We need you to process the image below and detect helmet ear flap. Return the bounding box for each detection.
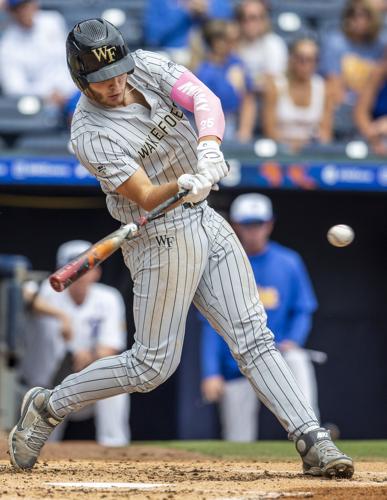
[73,55,88,91]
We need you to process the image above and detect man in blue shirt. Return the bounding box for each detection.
[201,193,319,441]
[144,0,233,66]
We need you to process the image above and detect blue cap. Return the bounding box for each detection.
[7,0,33,8]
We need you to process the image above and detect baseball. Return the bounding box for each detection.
[327,224,355,247]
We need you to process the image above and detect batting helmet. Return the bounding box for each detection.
[66,18,135,91]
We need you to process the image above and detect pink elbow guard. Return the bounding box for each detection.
[171,71,225,140]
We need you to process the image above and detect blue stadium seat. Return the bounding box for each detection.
[0,136,6,150]
[333,103,358,140]
[0,96,62,138]
[270,0,345,28]
[0,9,10,35]
[46,0,145,48]
[271,11,313,44]
[15,132,71,155]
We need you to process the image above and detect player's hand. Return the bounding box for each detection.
[177,173,212,204]
[197,140,229,188]
[201,375,225,403]
[278,340,299,353]
[59,314,73,342]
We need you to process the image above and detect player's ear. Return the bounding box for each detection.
[266,220,275,236]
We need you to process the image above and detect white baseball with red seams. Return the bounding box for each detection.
[327,224,355,247]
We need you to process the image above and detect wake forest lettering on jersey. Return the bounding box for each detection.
[138,105,184,159]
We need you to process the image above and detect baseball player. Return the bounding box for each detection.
[21,240,130,447]
[201,193,320,441]
[9,19,354,478]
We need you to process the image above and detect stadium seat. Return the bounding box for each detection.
[0,9,10,35]
[271,11,313,44]
[0,136,6,150]
[0,96,62,138]
[333,103,358,141]
[51,0,145,48]
[270,0,345,29]
[15,132,72,156]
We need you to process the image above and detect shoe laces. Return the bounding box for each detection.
[314,439,342,459]
[26,419,55,452]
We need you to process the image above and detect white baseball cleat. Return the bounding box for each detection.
[296,428,354,478]
[8,387,63,470]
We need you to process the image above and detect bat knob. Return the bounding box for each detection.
[49,275,65,292]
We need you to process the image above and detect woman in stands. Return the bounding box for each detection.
[320,0,384,106]
[354,49,387,155]
[261,38,334,153]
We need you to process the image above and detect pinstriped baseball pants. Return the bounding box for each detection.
[50,203,319,439]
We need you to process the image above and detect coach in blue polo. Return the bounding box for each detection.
[200,193,319,441]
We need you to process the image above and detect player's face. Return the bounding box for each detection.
[234,221,273,255]
[88,73,128,107]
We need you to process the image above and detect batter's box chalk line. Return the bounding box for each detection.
[45,482,168,490]
[214,493,313,500]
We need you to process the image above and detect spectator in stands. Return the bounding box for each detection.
[0,0,74,105]
[320,0,385,106]
[354,50,387,154]
[143,0,233,67]
[21,241,130,447]
[195,20,256,142]
[236,0,288,93]
[262,38,334,153]
[200,193,319,442]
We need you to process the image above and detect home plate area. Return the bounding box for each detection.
[0,442,386,499]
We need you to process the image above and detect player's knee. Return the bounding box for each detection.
[126,351,180,393]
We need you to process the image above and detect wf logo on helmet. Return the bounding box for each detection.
[92,46,117,63]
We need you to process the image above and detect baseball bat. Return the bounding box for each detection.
[49,189,188,292]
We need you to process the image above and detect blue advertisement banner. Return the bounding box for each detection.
[221,159,387,191]
[0,157,97,186]
[1,156,387,191]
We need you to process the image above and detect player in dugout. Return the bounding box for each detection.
[9,18,354,479]
[200,193,320,441]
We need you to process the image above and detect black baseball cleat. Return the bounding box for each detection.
[296,428,354,478]
[8,387,63,470]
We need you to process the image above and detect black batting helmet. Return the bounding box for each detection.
[66,18,135,91]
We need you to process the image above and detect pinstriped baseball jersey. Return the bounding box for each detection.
[50,50,320,441]
[71,50,198,223]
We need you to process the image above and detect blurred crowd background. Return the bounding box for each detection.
[1,0,387,153]
[0,0,386,444]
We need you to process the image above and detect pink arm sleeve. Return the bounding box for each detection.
[170,71,225,140]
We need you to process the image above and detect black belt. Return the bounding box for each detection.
[154,199,204,220]
[182,199,205,209]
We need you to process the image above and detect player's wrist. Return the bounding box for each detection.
[197,140,221,153]
[198,135,221,145]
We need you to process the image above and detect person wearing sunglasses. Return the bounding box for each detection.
[262,38,334,153]
[236,0,288,93]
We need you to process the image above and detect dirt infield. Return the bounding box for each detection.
[0,440,386,500]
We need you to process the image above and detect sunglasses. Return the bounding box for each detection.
[293,53,317,64]
[240,13,267,22]
[347,8,371,18]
